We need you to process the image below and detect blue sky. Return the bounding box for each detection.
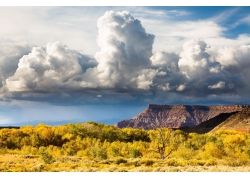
[1,5,250,125]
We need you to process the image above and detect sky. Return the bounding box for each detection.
[1,3,250,125]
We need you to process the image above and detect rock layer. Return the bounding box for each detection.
[114,104,250,129]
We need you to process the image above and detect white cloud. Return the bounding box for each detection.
[167,21,224,39]
[3,11,159,96]
[239,14,250,25]
[158,83,170,91]
[138,18,225,52]
[3,8,250,125]
[178,39,211,80]
[6,42,96,92]
[0,42,31,79]
[0,10,250,105]
[205,34,250,48]
[209,7,240,24]
[137,69,158,90]
[208,44,250,75]
[94,10,156,90]
[208,81,225,89]
[172,39,245,95]
[134,7,250,54]
[151,51,179,68]
[157,71,167,76]
[0,7,102,56]
[130,7,191,20]
[176,84,186,91]
[209,66,221,73]
[179,39,208,66]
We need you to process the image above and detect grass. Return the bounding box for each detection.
[1,153,250,172]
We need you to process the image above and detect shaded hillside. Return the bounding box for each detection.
[210,108,250,133]
[177,112,238,134]
[114,104,250,129]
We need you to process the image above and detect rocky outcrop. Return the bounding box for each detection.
[114,104,250,129]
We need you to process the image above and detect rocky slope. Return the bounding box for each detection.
[114,104,250,129]
[210,108,250,133]
[177,112,238,134]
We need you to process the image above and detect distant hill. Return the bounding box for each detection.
[114,104,250,129]
[0,118,121,127]
[0,119,83,127]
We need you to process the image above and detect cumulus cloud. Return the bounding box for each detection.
[206,45,250,97]
[6,42,97,92]
[94,10,156,90]
[150,50,186,91]
[176,39,245,95]
[0,42,31,87]
[151,51,179,72]
[178,39,211,80]
[1,10,250,105]
[2,11,158,101]
[208,45,250,75]
[148,38,246,97]
[136,69,158,90]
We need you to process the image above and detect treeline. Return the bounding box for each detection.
[0,122,150,149]
[1,122,250,166]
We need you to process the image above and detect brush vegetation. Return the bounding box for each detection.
[1,122,250,172]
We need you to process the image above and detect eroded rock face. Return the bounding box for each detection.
[114,104,250,129]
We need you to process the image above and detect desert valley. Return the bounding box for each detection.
[1,103,250,172]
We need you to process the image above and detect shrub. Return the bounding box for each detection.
[142,159,155,166]
[108,146,120,157]
[166,158,177,166]
[115,158,127,164]
[97,147,108,160]
[65,147,75,156]
[129,149,141,158]
[39,147,55,164]
[0,148,7,154]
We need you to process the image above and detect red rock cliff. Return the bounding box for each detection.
[114,104,250,129]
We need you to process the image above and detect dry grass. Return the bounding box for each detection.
[1,154,250,172]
